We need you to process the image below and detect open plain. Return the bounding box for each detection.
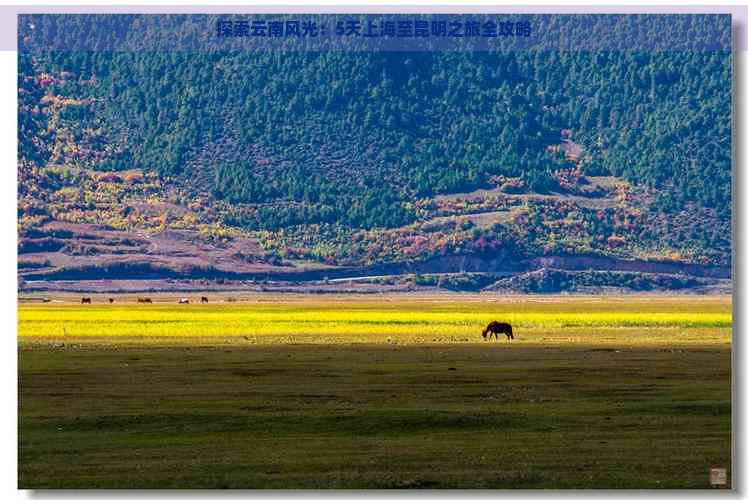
[18,295,732,488]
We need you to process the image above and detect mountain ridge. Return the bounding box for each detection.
[17,49,732,293]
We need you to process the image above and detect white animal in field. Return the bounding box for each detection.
[178,298,190,304]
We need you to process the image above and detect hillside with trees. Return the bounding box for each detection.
[17,45,732,293]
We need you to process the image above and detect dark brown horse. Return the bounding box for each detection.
[81,297,91,304]
[482,321,513,341]
[201,296,209,304]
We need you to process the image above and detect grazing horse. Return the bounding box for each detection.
[81,297,91,304]
[108,298,114,304]
[201,296,208,304]
[482,321,514,341]
[178,298,190,304]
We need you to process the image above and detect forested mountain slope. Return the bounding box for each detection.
[17,49,732,293]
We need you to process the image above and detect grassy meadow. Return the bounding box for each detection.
[18,295,732,488]
[18,295,731,345]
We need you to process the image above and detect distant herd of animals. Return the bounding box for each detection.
[82,296,209,305]
[78,296,515,341]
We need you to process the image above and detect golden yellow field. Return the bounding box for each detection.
[18,295,732,347]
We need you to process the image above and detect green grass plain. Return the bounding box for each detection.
[18,295,732,488]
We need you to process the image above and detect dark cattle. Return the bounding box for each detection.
[108,298,114,304]
[201,296,208,304]
[81,297,91,304]
[137,297,152,304]
[482,321,514,341]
